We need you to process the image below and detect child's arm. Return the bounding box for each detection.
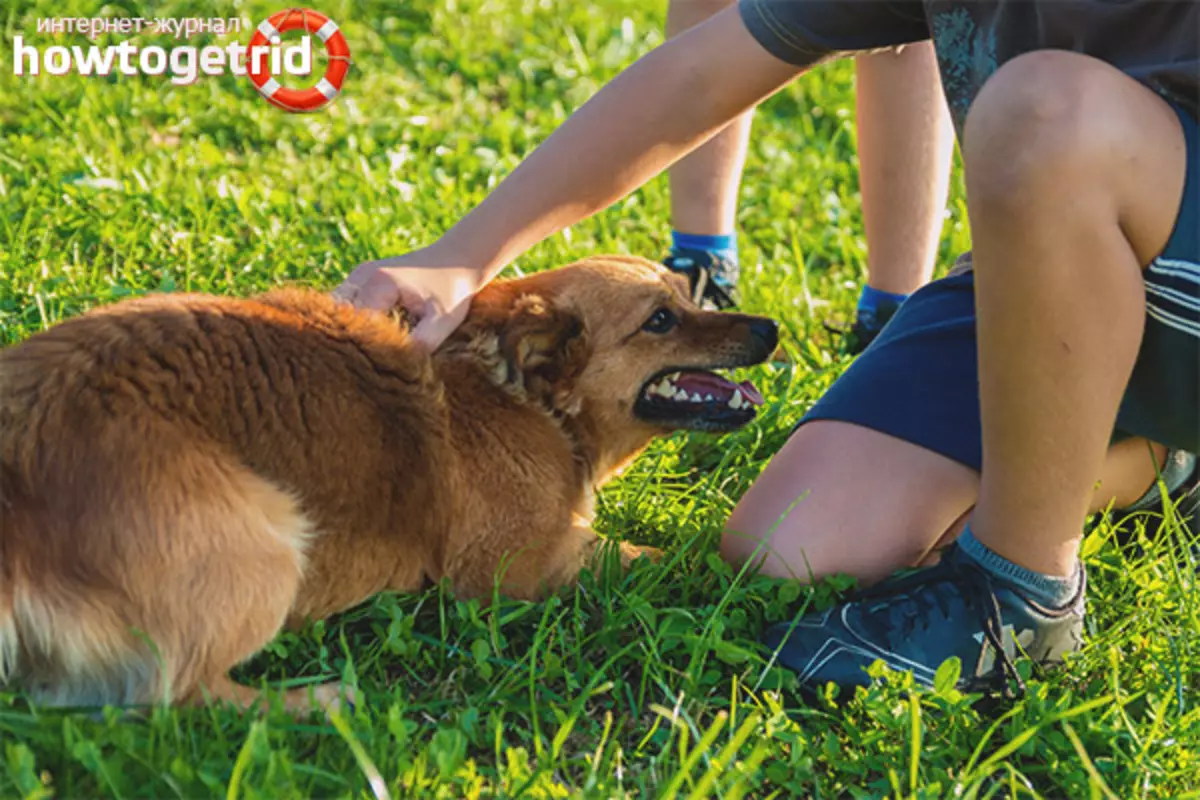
[336,6,811,344]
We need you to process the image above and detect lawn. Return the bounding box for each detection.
[1,0,1198,796]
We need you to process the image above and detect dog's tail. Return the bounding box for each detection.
[0,463,156,706]
[0,465,19,687]
[0,567,156,706]
[0,580,15,687]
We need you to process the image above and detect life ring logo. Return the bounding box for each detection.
[247,8,349,112]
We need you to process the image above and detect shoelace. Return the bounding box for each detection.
[850,552,1027,696]
[820,319,872,355]
[664,254,737,310]
[687,267,736,309]
[822,303,902,356]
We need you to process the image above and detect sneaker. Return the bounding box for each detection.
[1173,460,1199,537]
[761,544,1085,696]
[824,300,902,356]
[663,248,739,310]
[1110,449,1199,551]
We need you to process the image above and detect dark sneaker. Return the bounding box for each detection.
[824,300,903,356]
[1108,453,1195,542]
[762,544,1085,696]
[1175,462,1200,538]
[1109,450,1199,562]
[663,248,739,310]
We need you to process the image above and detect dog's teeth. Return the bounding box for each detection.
[659,378,674,395]
[675,389,689,401]
[690,393,702,403]
[728,391,744,409]
[704,394,714,401]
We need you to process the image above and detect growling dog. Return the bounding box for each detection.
[0,255,776,712]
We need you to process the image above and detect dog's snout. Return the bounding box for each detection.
[749,317,778,350]
[747,317,778,359]
[712,313,778,362]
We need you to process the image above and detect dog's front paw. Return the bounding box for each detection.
[312,682,357,715]
[619,542,663,568]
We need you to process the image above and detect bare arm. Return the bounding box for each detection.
[337,6,809,343]
[438,7,804,276]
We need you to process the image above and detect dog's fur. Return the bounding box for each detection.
[0,255,775,712]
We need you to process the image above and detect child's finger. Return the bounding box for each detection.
[356,270,426,313]
[411,300,470,351]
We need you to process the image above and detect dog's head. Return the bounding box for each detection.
[442,255,778,472]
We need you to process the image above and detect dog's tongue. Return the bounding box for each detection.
[674,371,763,407]
[738,379,764,406]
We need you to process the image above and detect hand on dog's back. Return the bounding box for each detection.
[334,246,482,350]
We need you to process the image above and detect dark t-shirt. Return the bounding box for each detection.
[739,0,1199,134]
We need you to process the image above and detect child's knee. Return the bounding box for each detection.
[963,51,1117,204]
[720,514,763,566]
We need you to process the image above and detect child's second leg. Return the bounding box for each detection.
[662,0,751,308]
[851,44,954,351]
[723,421,1173,585]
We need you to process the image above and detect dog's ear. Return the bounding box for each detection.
[449,286,591,409]
[498,294,590,409]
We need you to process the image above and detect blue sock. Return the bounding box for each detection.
[957,525,1083,609]
[856,284,909,330]
[671,231,738,264]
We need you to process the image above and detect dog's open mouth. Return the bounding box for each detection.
[633,369,764,431]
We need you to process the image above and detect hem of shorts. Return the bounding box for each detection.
[737,0,830,67]
[795,410,984,473]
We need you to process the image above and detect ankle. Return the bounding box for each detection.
[671,231,738,263]
[858,284,909,308]
[967,517,1081,579]
[856,284,909,330]
[958,525,1083,608]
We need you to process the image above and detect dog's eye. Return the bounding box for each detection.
[641,308,678,334]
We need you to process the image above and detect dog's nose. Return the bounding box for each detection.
[748,317,779,355]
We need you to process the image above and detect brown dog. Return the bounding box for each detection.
[0,255,776,712]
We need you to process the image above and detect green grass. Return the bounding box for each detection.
[2,1,1198,796]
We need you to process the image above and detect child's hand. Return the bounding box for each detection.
[334,249,482,350]
[333,6,803,350]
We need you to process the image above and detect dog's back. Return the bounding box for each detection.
[0,290,450,706]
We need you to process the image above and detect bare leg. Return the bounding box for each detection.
[922,437,1169,560]
[665,0,752,237]
[964,52,1187,577]
[855,44,955,295]
[1094,438,1170,511]
[723,421,1170,585]
[723,421,980,585]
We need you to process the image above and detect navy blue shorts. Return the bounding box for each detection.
[802,104,1200,467]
